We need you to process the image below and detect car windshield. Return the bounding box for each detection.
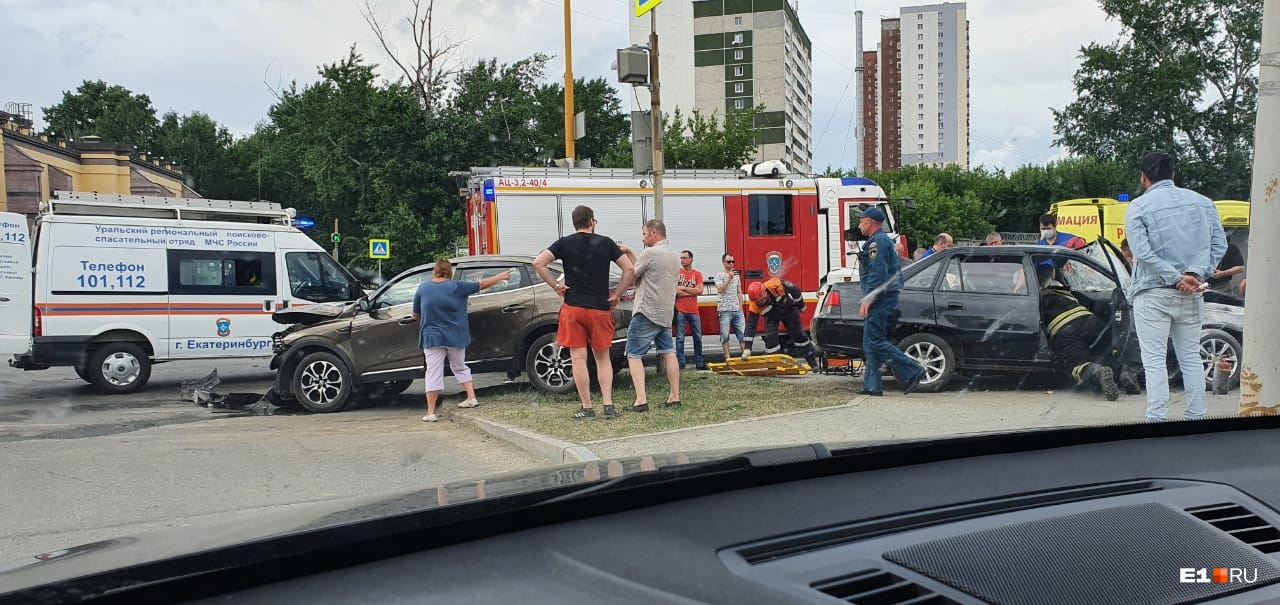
[0,0,1263,590]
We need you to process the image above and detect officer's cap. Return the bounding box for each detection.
[856,207,887,223]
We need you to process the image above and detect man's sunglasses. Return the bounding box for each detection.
[724,260,736,264]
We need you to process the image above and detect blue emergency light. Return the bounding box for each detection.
[1118,193,1130,202]
[483,179,496,202]
[295,217,316,230]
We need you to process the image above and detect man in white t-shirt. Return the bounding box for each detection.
[713,253,746,360]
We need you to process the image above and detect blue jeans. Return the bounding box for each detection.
[1133,288,1206,422]
[718,309,745,343]
[862,293,924,393]
[626,313,675,359]
[674,311,704,367]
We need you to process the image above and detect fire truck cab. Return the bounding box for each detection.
[462,166,902,336]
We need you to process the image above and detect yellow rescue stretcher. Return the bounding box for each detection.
[707,354,812,376]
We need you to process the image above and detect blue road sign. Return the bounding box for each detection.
[369,239,390,259]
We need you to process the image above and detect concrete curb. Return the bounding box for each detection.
[461,414,599,464]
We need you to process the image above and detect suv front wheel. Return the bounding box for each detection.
[292,351,355,412]
[525,333,576,394]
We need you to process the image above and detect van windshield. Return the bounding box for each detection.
[285,252,360,302]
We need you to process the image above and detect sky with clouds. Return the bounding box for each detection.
[2,0,1120,173]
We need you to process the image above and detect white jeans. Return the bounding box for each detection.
[424,347,472,392]
[1133,288,1206,422]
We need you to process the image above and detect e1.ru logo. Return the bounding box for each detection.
[1180,568,1258,583]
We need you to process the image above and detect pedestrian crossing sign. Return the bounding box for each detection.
[369,239,390,259]
[636,0,661,18]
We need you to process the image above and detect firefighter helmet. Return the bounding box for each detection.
[747,281,765,303]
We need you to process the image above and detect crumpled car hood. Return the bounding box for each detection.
[271,302,355,326]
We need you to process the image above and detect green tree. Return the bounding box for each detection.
[1052,0,1262,198]
[531,77,629,166]
[249,47,459,274]
[41,80,159,149]
[442,54,550,167]
[152,111,235,196]
[888,179,994,252]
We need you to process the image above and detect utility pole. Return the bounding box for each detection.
[332,218,339,262]
[1240,0,1280,417]
[854,9,865,177]
[649,10,665,220]
[563,0,575,165]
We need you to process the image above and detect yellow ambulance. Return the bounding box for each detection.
[1047,197,1249,244]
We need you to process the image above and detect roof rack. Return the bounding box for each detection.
[45,191,295,224]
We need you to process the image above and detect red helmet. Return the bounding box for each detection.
[747,281,765,302]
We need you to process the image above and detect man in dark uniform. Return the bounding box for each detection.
[740,277,817,369]
[1036,263,1141,400]
[856,208,925,396]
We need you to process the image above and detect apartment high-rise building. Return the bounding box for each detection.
[860,50,878,172]
[863,3,969,170]
[629,0,814,173]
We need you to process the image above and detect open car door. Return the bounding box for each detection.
[1079,238,1141,365]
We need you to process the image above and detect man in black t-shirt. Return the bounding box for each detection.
[533,205,636,419]
[1207,240,1245,295]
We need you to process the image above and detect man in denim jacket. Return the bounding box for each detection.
[1123,153,1226,422]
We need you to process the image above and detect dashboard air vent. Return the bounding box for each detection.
[812,569,958,604]
[1187,503,1280,554]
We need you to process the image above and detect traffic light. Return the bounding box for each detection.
[331,233,341,243]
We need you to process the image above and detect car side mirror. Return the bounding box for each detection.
[901,197,917,210]
[357,297,371,313]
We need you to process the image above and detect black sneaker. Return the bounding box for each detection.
[856,389,883,396]
[602,405,619,418]
[572,407,596,419]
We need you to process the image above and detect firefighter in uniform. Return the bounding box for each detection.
[1036,263,1140,400]
[856,208,924,395]
[740,277,818,368]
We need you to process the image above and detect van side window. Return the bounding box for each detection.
[168,250,276,295]
[285,252,361,303]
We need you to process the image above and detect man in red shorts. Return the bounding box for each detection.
[533,205,636,419]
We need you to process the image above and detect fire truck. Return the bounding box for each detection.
[462,166,903,335]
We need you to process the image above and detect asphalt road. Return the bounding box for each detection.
[0,359,541,561]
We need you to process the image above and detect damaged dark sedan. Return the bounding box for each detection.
[812,240,1244,393]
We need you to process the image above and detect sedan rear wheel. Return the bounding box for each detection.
[897,333,956,393]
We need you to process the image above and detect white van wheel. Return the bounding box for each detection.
[88,343,152,394]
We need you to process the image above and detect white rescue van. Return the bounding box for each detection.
[1,191,364,394]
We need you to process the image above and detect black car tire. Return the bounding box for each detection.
[526,333,577,394]
[292,351,355,413]
[897,333,956,393]
[87,342,152,394]
[73,364,92,383]
[1169,328,1242,391]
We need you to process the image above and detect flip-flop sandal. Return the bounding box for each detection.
[660,400,682,408]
